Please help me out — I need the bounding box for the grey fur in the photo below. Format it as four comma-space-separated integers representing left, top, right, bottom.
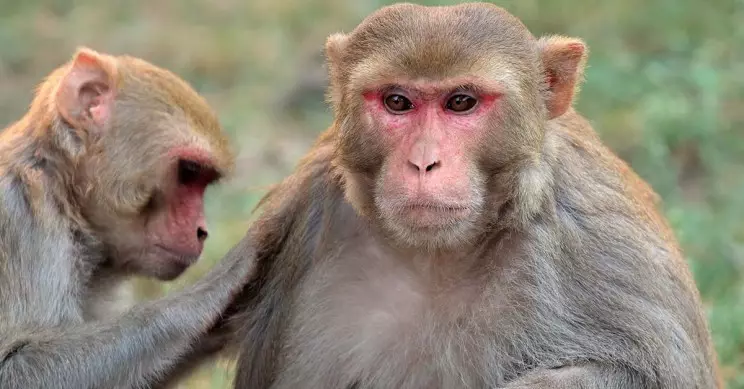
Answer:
0, 53, 255, 388
228, 3, 719, 389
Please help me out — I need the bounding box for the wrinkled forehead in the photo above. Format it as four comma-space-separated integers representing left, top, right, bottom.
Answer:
346, 46, 525, 95
344, 4, 537, 93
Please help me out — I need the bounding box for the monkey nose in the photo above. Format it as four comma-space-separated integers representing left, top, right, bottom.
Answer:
408, 158, 441, 174
407, 140, 441, 174
197, 226, 209, 242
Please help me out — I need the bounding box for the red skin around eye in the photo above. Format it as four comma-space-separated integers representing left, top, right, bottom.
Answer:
150, 147, 219, 258
361, 87, 500, 138
360, 81, 502, 207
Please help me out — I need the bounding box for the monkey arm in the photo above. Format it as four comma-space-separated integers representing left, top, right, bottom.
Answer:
148, 310, 239, 389
0, 238, 255, 389
500, 364, 647, 389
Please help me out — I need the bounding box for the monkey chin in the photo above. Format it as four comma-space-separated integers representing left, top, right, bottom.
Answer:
379, 204, 481, 252
123, 246, 200, 281
155, 247, 201, 281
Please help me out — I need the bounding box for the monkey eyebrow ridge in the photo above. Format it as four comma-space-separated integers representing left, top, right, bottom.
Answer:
365, 78, 503, 98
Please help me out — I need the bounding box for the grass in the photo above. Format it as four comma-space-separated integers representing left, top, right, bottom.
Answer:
0, 0, 742, 387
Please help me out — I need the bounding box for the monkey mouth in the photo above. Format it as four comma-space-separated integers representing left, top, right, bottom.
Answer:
400, 202, 470, 226
404, 203, 468, 212
154, 244, 200, 266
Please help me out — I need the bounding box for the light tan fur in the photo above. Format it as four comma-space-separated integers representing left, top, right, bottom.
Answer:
229, 3, 721, 389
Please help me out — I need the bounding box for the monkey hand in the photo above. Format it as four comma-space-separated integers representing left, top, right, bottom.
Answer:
146, 237, 258, 389
196, 232, 258, 338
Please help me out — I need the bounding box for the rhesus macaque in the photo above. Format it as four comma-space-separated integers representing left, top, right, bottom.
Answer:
227, 3, 721, 389
0, 47, 255, 388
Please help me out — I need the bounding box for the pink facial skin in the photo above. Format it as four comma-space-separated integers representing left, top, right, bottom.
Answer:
162, 174, 208, 256
362, 78, 502, 226
150, 148, 220, 260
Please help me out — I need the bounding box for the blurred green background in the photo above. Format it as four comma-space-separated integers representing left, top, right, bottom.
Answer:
1, 0, 742, 387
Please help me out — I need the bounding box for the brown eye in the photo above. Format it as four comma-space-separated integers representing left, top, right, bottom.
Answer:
384, 94, 414, 113
446, 94, 478, 113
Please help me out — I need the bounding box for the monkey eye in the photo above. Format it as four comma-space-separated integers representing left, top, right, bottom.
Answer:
383, 94, 414, 114
445, 94, 478, 113
178, 160, 203, 185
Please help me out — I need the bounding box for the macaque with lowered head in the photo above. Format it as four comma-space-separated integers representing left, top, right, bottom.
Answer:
0, 48, 255, 389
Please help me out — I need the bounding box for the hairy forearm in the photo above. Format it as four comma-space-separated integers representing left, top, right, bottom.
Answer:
0, 245, 252, 389
149, 327, 235, 389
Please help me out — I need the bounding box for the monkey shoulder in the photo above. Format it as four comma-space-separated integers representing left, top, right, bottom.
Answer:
0, 172, 95, 327
546, 113, 671, 238
254, 145, 346, 248
538, 113, 703, 327
541, 113, 696, 303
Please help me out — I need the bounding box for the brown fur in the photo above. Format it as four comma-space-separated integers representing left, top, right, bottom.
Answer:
228, 3, 719, 389
0, 48, 254, 388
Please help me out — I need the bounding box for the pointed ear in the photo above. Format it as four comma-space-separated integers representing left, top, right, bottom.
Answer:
56, 47, 117, 130
537, 35, 588, 119
324, 33, 350, 110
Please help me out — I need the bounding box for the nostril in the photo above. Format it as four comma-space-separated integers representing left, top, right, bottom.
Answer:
408, 160, 440, 173
197, 227, 208, 242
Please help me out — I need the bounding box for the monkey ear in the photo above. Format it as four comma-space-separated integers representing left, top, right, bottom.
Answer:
56, 47, 117, 130
537, 36, 588, 119
325, 33, 349, 66
324, 33, 350, 109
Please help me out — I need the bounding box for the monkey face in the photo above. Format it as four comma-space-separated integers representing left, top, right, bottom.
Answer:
88, 124, 229, 280
322, 3, 560, 252
359, 83, 499, 250
331, 49, 543, 250
98, 157, 220, 280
